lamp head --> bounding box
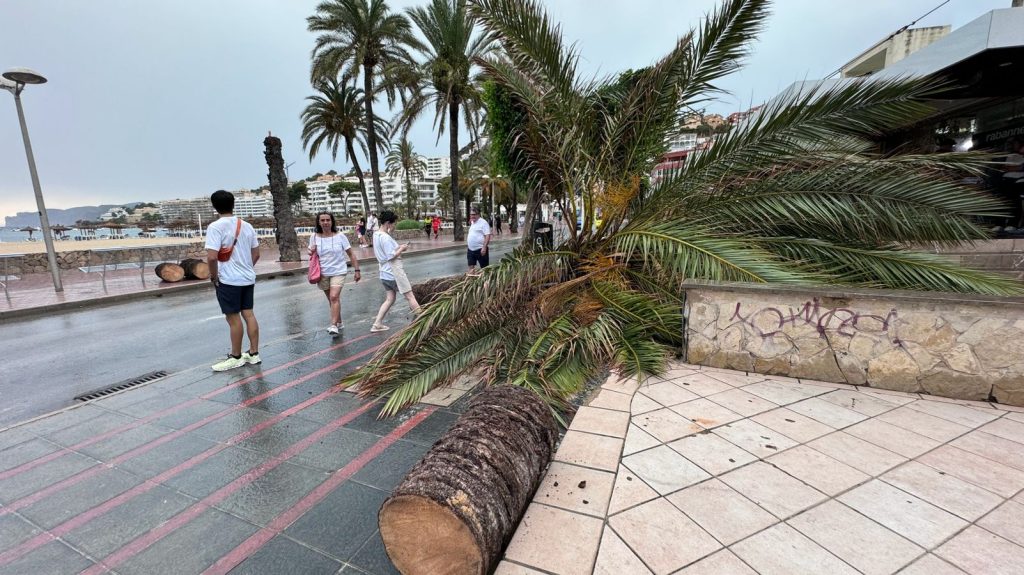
[0,78,16,95]
[2,68,47,85]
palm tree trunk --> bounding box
[406,171,415,218]
[347,138,371,215]
[363,66,384,211]
[263,134,300,261]
[450,101,464,241]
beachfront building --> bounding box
[158,197,218,223]
[297,174,361,215]
[233,190,274,218]
[99,207,129,221]
[424,156,451,179]
[125,206,161,223]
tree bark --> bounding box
[347,138,371,215]
[179,258,210,280]
[379,385,559,575]
[363,66,384,211]
[411,275,461,307]
[264,135,301,262]
[155,263,184,282]
[450,100,464,241]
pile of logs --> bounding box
[379,385,559,575]
[155,258,210,282]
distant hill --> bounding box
[2,202,143,227]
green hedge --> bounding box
[396,219,425,230]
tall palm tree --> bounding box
[344,0,1023,416]
[308,0,421,210]
[385,137,429,218]
[300,79,389,215]
[398,0,494,241]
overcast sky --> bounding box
[0,0,1013,219]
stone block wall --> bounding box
[683,281,1024,405]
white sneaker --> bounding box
[212,354,246,372]
[327,325,339,336]
[242,351,261,365]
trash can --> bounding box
[533,221,553,251]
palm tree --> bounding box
[384,137,429,218]
[300,79,389,215]
[398,0,494,241]
[344,0,1023,416]
[308,0,421,211]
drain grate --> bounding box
[74,370,168,401]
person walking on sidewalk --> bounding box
[466,206,492,275]
[309,211,361,336]
[205,190,261,371]
[371,210,421,332]
[431,215,441,239]
[365,212,379,247]
[356,217,367,247]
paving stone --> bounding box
[160,446,268,499]
[233,417,325,458]
[731,523,859,575]
[838,479,967,548]
[952,430,1024,472]
[897,554,968,575]
[0,513,41,554]
[587,389,633,412]
[532,462,615,517]
[881,461,1003,521]
[16,404,108,436]
[936,526,1024,575]
[289,427,380,473]
[348,530,400,575]
[667,479,776,546]
[351,439,430,492]
[554,431,623,472]
[568,406,630,439]
[706,388,777,417]
[0,540,93,575]
[844,418,941,458]
[766,445,869,496]
[637,382,699,407]
[977,500,1024,547]
[808,431,906,476]
[608,464,659,515]
[711,419,798,458]
[629,392,662,415]
[288,393,366,425]
[751,407,834,443]
[609,497,720,574]
[918,445,1024,498]
[227,534,343,575]
[668,431,757,477]
[622,445,709,495]
[504,503,603,575]
[115,433,220,479]
[788,500,923,575]
[670,373,733,397]
[285,481,388,561]
[144,399,234,431]
[675,549,757,575]
[602,374,641,395]
[669,398,743,430]
[393,409,459,447]
[719,462,826,519]
[631,408,702,443]
[742,380,826,405]
[819,389,900,416]
[905,399,1001,429]
[76,424,172,461]
[622,424,660,456]
[493,561,547,574]
[0,438,61,473]
[19,467,143,530]
[786,397,867,428]
[876,407,970,442]
[0,450,97,503]
[593,522,652,575]
[217,461,329,526]
[978,417,1024,445]
[0,427,38,453]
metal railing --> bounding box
[1,253,26,302]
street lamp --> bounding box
[2,67,62,292]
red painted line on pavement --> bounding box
[0,343,380,518]
[79,399,384,575]
[0,348,382,567]
[203,407,436,575]
[0,334,374,482]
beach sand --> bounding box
[0,236,206,255]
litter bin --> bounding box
[533,221,553,251]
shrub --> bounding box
[396,219,424,230]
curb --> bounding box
[0,241,500,322]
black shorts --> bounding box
[381,278,398,292]
[216,283,254,314]
[467,248,489,268]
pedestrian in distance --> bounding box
[466,205,492,276]
[495,212,503,235]
[357,217,367,247]
[309,211,361,336]
[365,212,379,247]
[431,214,441,239]
[205,190,261,372]
[371,210,421,332]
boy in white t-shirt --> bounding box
[370,210,421,332]
[205,190,261,372]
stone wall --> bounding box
[683,281,1024,405]
[0,230,434,274]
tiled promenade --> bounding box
[500,364,1024,575]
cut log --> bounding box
[379,385,559,575]
[154,262,184,283]
[179,258,210,280]
[411,275,461,307]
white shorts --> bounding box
[391,260,412,294]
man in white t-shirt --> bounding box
[370,210,421,332]
[466,205,492,275]
[365,212,379,247]
[205,190,261,372]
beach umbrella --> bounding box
[17,226,37,239]
[50,225,71,237]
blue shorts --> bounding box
[216,283,254,314]
[467,248,489,268]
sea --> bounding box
[0,226,179,243]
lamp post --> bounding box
[2,67,62,292]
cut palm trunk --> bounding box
[379,385,559,575]
[411,275,461,306]
[179,258,210,280]
[154,263,184,282]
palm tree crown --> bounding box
[399,0,495,240]
[344,0,1023,417]
[300,79,389,215]
[385,137,429,217]
[308,0,421,211]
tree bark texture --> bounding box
[411,275,461,307]
[155,263,184,282]
[346,138,371,215]
[450,100,464,242]
[264,135,301,262]
[179,258,210,280]
[379,385,559,575]
[363,68,385,210]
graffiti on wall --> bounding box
[729,298,898,341]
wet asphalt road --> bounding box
[0,245,513,428]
